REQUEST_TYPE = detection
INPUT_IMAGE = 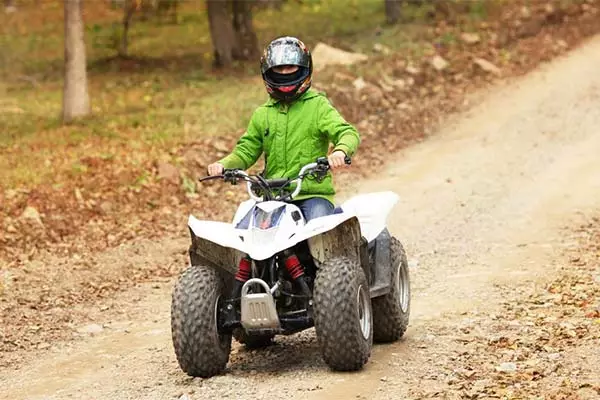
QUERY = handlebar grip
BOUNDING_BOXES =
[316,156,352,166]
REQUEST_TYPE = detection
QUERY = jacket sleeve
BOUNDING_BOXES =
[317,96,360,156]
[219,109,264,170]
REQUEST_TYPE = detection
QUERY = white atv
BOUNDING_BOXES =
[171,157,410,377]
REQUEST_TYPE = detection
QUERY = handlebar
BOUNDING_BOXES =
[199,169,262,201]
[199,156,351,202]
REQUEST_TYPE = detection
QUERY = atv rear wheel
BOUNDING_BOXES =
[171,265,232,377]
[233,328,275,349]
[313,256,372,371]
[372,237,411,342]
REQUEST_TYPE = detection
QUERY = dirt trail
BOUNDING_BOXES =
[3,35,600,400]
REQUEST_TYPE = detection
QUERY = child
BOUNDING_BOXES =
[207,36,360,223]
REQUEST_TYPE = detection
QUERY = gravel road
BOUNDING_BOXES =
[3,34,600,400]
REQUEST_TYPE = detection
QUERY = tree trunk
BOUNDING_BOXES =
[62,0,91,123]
[385,0,401,25]
[232,0,259,61]
[206,0,238,67]
[120,0,137,57]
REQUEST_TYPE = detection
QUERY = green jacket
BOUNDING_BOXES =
[219,89,360,204]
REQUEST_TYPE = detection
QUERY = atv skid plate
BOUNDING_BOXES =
[240,278,280,330]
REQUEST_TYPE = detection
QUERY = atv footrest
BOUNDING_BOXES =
[370,283,391,298]
[240,279,280,330]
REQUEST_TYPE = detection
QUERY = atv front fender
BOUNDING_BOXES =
[308,219,395,298]
[188,228,242,276]
[307,216,362,264]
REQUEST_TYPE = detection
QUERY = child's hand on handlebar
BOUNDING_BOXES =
[208,162,224,176]
[328,150,349,169]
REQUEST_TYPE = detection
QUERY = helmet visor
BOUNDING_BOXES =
[261,40,311,74]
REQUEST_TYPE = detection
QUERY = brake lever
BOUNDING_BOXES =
[312,165,329,183]
[198,175,224,183]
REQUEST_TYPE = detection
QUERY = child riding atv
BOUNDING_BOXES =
[170,37,410,378]
[208,36,361,308]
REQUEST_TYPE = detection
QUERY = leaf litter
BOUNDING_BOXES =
[1,0,600,370]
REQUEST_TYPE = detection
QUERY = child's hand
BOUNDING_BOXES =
[328,150,348,169]
[208,162,224,176]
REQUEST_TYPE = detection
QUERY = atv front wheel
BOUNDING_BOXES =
[313,256,372,371]
[171,265,232,377]
[372,237,411,342]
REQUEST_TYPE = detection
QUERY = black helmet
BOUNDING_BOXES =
[260,36,312,102]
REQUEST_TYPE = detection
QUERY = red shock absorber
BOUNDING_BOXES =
[284,254,305,280]
[235,257,252,282]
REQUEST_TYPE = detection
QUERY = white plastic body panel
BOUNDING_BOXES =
[188,191,399,261]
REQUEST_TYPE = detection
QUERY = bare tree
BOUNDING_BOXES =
[385,0,401,24]
[232,0,259,60]
[119,0,137,57]
[206,0,259,68]
[62,0,90,122]
[206,0,239,67]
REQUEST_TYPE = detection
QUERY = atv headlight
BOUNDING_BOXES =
[252,206,285,230]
